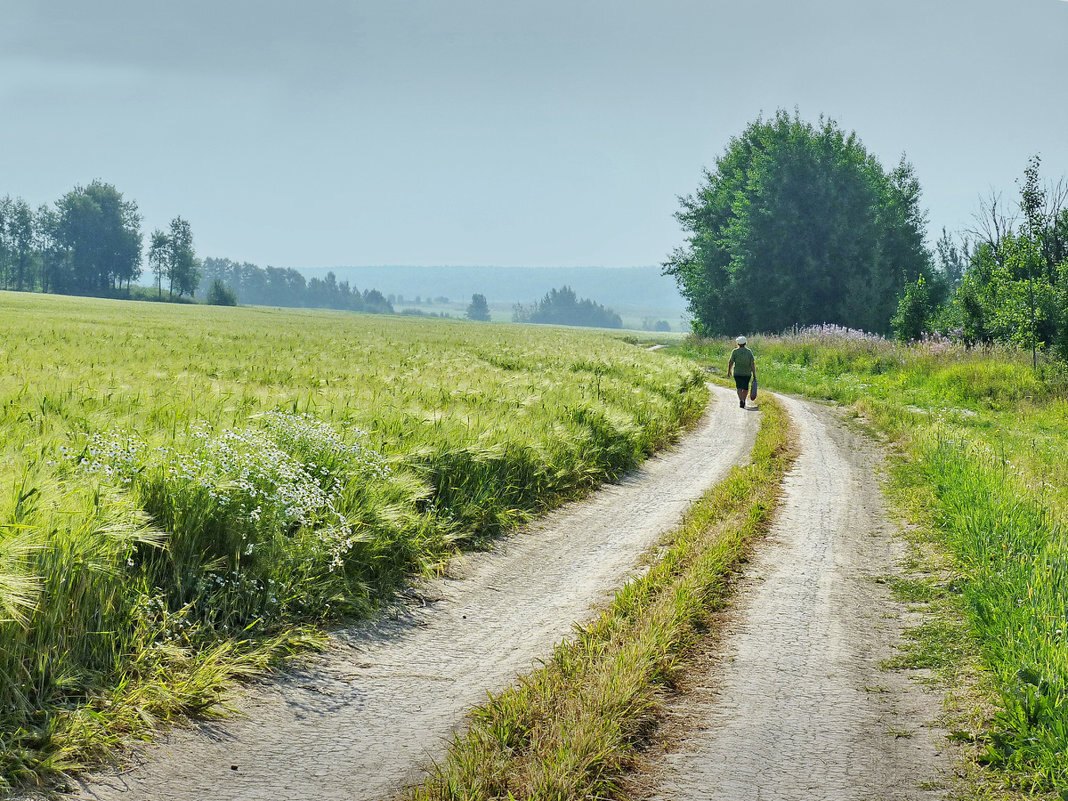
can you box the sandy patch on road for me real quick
[634,396,950,801]
[69,385,758,801]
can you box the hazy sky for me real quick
[2,0,1066,269]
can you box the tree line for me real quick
[0,180,206,300]
[513,286,623,328]
[0,181,148,296]
[0,181,397,314]
[666,110,1068,362]
[199,258,393,313]
[895,156,1068,362]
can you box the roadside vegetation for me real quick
[0,291,706,792]
[679,327,1068,796]
[405,394,794,800]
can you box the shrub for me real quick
[206,279,238,306]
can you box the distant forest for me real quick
[513,286,623,329]
[0,182,148,296]
[199,258,393,313]
[298,264,687,313]
[2,181,645,327]
[0,182,393,315]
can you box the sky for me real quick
[1,0,1066,269]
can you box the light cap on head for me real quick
[736,336,747,344]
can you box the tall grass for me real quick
[678,326,1068,793]
[0,291,707,790]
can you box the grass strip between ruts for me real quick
[402,393,796,801]
[679,335,1068,796]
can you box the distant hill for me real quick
[293,265,687,314]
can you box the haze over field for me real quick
[296,265,687,311]
[1,0,1066,273]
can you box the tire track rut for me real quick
[70,385,758,801]
[638,395,949,800]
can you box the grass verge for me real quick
[403,393,795,801]
[678,331,1068,797]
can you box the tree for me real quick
[935,227,967,289]
[950,157,1068,359]
[34,204,62,294]
[0,196,12,288]
[1020,156,1045,368]
[148,229,170,298]
[0,196,34,290]
[466,293,491,321]
[664,110,931,336]
[513,286,622,328]
[53,181,142,293]
[166,217,199,297]
[206,278,238,306]
[7,199,35,291]
[891,275,932,342]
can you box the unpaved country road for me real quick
[69,385,758,801]
[637,395,950,801]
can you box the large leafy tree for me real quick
[54,180,142,293]
[664,110,931,335]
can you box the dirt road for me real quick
[637,396,949,800]
[70,385,758,801]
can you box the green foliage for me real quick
[166,216,199,298]
[0,292,705,789]
[664,109,931,336]
[678,329,1068,792]
[1055,263,1068,362]
[0,195,37,292]
[892,275,932,342]
[52,181,143,294]
[513,285,622,328]
[944,157,1068,362]
[198,258,394,313]
[1,186,398,314]
[206,278,237,306]
[466,292,491,321]
[935,227,968,290]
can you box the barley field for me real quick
[0,291,706,789]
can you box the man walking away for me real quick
[727,336,756,409]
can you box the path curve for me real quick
[639,395,949,800]
[70,385,759,801]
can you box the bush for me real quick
[891,276,931,342]
[206,279,238,306]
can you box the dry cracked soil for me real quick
[66,384,758,801]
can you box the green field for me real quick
[0,291,706,790]
[679,328,1068,796]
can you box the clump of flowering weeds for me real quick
[71,412,398,630]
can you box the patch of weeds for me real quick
[888,576,942,604]
[884,618,972,673]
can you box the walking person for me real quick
[727,336,756,409]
